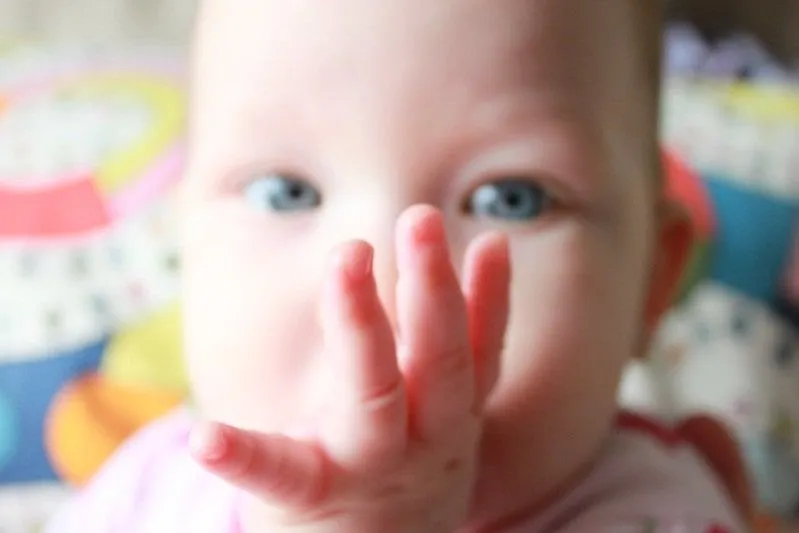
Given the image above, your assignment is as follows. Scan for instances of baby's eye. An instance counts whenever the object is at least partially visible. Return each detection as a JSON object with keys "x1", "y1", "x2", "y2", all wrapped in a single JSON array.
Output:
[
  {"x1": 243, "y1": 174, "x2": 322, "y2": 212},
  {"x1": 465, "y1": 179, "x2": 550, "y2": 221}
]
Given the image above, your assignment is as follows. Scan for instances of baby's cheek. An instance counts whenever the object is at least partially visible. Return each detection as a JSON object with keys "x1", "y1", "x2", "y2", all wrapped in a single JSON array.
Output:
[
  {"x1": 476, "y1": 229, "x2": 641, "y2": 513},
  {"x1": 182, "y1": 237, "x2": 325, "y2": 431},
  {"x1": 496, "y1": 226, "x2": 644, "y2": 425}
]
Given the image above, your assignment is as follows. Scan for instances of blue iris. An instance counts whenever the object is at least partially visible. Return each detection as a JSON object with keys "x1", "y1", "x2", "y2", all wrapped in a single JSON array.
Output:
[
  {"x1": 466, "y1": 179, "x2": 549, "y2": 221},
  {"x1": 244, "y1": 175, "x2": 322, "y2": 212}
]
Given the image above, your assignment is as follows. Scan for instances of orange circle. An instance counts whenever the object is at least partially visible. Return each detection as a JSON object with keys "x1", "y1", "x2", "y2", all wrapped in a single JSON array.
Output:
[
  {"x1": 664, "y1": 150, "x2": 715, "y2": 239},
  {"x1": 45, "y1": 373, "x2": 183, "y2": 486}
]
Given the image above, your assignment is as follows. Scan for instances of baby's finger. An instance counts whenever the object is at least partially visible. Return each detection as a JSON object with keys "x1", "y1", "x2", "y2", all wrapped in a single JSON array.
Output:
[
  {"x1": 320, "y1": 241, "x2": 407, "y2": 468},
  {"x1": 462, "y1": 232, "x2": 510, "y2": 408},
  {"x1": 397, "y1": 206, "x2": 474, "y2": 440},
  {"x1": 190, "y1": 422, "x2": 327, "y2": 509}
]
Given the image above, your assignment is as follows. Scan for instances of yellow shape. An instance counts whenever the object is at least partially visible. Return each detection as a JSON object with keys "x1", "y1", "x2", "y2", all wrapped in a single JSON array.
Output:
[
  {"x1": 704, "y1": 81, "x2": 799, "y2": 124},
  {"x1": 46, "y1": 374, "x2": 183, "y2": 486},
  {"x1": 772, "y1": 406, "x2": 795, "y2": 443},
  {"x1": 0, "y1": 41, "x2": 22, "y2": 57},
  {"x1": 59, "y1": 74, "x2": 186, "y2": 195},
  {"x1": 101, "y1": 301, "x2": 189, "y2": 394}
]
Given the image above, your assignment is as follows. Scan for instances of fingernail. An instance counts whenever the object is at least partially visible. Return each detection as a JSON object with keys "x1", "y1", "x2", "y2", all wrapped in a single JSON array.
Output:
[
  {"x1": 411, "y1": 209, "x2": 445, "y2": 247},
  {"x1": 190, "y1": 422, "x2": 228, "y2": 462},
  {"x1": 337, "y1": 243, "x2": 373, "y2": 282},
  {"x1": 486, "y1": 231, "x2": 510, "y2": 262}
]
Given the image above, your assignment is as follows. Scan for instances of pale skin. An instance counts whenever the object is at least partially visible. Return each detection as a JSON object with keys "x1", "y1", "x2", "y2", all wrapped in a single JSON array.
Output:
[{"x1": 179, "y1": 0, "x2": 732, "y2": 532}]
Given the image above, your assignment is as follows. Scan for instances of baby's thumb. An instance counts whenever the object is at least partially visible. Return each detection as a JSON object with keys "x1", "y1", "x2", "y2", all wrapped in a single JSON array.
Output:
[{"x1": 190, "y1": 421, "x2": 328, "y2": 508}]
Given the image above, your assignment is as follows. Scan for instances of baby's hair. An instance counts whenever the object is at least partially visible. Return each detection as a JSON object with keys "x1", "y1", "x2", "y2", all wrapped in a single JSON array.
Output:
[
  {"x1": 637, "y1": 1, "x2": 664, "y2": 108},
  {"x1": 634, "y1": 0, "x2": 666, "y2": 189}
]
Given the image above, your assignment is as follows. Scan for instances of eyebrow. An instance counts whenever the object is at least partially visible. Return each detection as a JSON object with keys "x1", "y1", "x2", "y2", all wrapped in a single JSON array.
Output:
[{"x1": 448, "y1": 93, "x2": 606, "y2": 190}]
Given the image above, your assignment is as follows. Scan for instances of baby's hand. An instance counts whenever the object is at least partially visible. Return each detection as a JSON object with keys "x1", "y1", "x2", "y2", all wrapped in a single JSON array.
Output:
[{"x1": 189, "y1": 206, "x2": 510, "y2": 533}]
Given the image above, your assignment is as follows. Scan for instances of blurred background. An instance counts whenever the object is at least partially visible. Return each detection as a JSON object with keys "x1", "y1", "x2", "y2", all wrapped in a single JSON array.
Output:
[{"x1": 1, "y1": 0, "x2": 799, "y2": 532}]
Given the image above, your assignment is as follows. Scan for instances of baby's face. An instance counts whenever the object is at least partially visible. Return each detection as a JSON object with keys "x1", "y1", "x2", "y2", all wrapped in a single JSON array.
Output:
[{"x1": 183, "y1": 0, "x2": 679, "y2": 524}]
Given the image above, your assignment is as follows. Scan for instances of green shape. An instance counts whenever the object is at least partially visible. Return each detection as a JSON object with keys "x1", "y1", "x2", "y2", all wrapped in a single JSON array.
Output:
[
  {"x1": 676, "y1": 239, "x2": 713, "y2": 304},
  {"x1": 101, "y1": 301, "x2": 188, "y2": 394}
]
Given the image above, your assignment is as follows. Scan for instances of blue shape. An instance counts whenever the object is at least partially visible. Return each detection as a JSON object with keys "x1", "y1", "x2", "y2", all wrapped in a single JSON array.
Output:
[
  {"x1": 0, "y1": 390, "x2": 18, "y2": 470},
  {"x1": 705, "y1": 175, "x2": 798, "y2": 302},
  {"x1": 741, "y1": 434, "x2": 799, "y2": 518},
  {"x1": 0, "y1": 337, "x2": 108, "y2": 484}
]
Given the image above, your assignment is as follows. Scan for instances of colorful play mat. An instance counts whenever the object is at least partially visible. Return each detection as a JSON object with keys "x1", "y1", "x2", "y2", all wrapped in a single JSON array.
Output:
[
  {"x1": 0, "y1": 45, "x2": 189, "y2": 533},
  {"x1": 662, "y1": 78, "x2": 799, "y2": 201},
  {"x1": 649, "y1": 79, "x2": 799, "y2": 526}
]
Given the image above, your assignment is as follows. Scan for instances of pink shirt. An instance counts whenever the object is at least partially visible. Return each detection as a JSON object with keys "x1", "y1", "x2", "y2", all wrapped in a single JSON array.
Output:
[{"x1": 46, "y1": 409, "x2": 746, "y2": 532}]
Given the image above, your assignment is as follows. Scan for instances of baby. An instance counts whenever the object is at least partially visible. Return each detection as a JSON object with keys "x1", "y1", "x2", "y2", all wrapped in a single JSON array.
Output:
[{"x1": 48, "y1": 0, "x2": 750, "y2": 531}]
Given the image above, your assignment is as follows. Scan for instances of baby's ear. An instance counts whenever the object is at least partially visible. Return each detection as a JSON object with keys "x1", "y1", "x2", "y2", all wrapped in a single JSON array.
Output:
[{"x1": 643, "y1": 200, "x2": 694, "y2": 338}]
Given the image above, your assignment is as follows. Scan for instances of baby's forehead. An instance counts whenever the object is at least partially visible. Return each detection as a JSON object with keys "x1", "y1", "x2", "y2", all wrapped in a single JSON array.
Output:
[
  {"x1": 190, "y1": 0, "x2": 659, "y2": 184},
  {"x1": 192, "y1": 0, "x2": 654, "y2": 92}
]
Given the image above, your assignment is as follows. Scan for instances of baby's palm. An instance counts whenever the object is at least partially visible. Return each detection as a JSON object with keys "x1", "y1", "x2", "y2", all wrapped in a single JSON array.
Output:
[{"x1": 190, "y1": 206, "x2": 511, "y2": 533}]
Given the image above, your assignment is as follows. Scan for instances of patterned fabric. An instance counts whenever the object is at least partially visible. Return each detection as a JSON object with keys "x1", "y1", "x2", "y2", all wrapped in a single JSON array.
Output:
[
  {"x1": 0, "y1": 45, "x2": 185, "y2": 356},
  {"x1": 664, "y1": 23, "x2": 799, "y2": 83},
  {"x1": 45, "y1": 410, "x2": 744, "y2": 533},
  {"x1": 626, "y1": 282, "x2": 799, "y2": 518},
  {"x1": 649, "y1": 77, "x2": 799, "y2": 524},
  {"x1": 661, "y1": 79, "x2": 799, "y2": 202},
  {"x1": 0, "y1": 44, "x2": 188, "y2": 531}
]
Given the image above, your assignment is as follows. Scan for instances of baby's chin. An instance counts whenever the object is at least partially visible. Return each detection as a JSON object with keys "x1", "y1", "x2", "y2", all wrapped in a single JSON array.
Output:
[{"x1": 466, "y1": 403, "x2": 614, "y2": 529}]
